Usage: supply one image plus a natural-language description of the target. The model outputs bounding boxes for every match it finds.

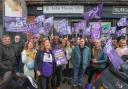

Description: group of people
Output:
[0,33,128,89]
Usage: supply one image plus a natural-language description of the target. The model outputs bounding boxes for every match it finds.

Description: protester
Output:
[112,38,119,49]
[33,36,40,50]
[35,39,54,89]
[12,35,24,73]
[86,39,108,89]
[116,36,128,57]
[63,40,74,84]
[52,35,63,89]
[71,38,91,89]
[76,37,81,46]
[0,35,16,81]
[22,41,37,78]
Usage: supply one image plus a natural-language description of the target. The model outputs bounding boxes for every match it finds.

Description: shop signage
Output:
[43,6,84,14]
[112,6,128,14]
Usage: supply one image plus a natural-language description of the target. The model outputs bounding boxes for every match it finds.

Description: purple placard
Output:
[53,49,68,66]
[5,16,28,32]
[104,39,124,70]
[91,22,102,39]
[83,3,103,21]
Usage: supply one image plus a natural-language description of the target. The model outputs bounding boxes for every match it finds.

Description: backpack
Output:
[40,52,53,77]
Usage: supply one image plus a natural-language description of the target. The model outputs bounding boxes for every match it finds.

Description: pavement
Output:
[60,75,88,89]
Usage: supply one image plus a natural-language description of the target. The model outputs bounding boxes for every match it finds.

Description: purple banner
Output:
[117,18,127,27]
[91,22,102,39]
[5,16,28,32]
[53,49,68,66]
[83,3,103,21]
[116,27,126,37]
[104,39,124,70]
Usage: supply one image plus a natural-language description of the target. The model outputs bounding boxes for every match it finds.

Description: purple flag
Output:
[44,17,54,34]
[5,16,28,32]
[67,26,72,34]
[85,26,91,36]
[83,3,103,21]
[71,27,75,33]
[35,15,45,23]
[116,27,126,37]
[91,22,102,39]
[57,19,69,35]
[53,49,68,66]
[104,39,124,70]
[74,20,87,33]
[107,26,116,35]
[27,23,40,35]
[117,18,127,27]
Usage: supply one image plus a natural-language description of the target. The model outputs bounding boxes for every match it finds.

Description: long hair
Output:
[23,41,35,50]
[40,39,52,52]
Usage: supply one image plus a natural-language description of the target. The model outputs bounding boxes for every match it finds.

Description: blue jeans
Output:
[73,67,85,86]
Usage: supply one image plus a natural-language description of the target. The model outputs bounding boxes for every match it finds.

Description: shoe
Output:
[85,83,92,89]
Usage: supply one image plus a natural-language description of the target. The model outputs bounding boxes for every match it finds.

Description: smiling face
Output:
[27,41,34,49]
[119,39,127,48]
[2,35,11,46]
[79,38,85,48]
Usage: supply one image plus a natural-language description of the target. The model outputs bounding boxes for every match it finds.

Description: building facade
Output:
[0,0,128,38]
[26,0,128,39]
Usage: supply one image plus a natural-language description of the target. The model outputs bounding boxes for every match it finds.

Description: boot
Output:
[85,83,92,89]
